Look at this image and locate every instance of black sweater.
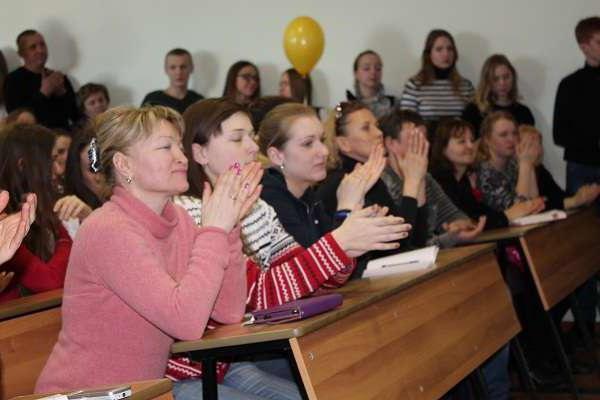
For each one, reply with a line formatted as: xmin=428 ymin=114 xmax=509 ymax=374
xmin=553 ymin=63 xmax=600 ymax=166
xmin=3 ymin=67 xmax=79 ymax=129
xmin=315 ymin=155 xmax=428 ymax=277
xmin=462 ymin=101 xmax=535 ymax=138
xmin=260 ymin=168 xmax=334 ymax=249
xmin=536 ymin=164 xmax=566 ymax=210
xmin=431 ymin=169 xmax=509 ymax=230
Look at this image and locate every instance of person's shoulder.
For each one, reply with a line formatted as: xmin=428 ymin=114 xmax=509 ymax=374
xmin=187 ymin=90 xmax=204 ymax=100
xmin=5 ymin=66 xmax=27 ymax=80
xmin=143 ymin=90 xmax=165 ymax=101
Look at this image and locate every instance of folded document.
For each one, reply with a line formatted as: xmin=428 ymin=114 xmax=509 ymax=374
xmin=510 ymin=209 xmax=567 ymax=226
xmin=363 ymin=246 xmax=439 ymax=278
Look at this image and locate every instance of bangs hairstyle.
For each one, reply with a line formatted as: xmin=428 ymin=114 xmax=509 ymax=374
xmin=183 ymin=98 xmax=251 ymax=197
xmin=257 ymin=103 xmax=317 ymax=156
xmin=415 ymin=29 xmax=464 ymax=95
xmin=430 ymin=118 xmax=475 ymax=174
xmin=93 ymin=105 xmax=184 ymax=186
xmin=0 ymin=123 xmax=59 ymax=261
xmin=477 ymin=110 xmax=517 ymax=162
xmin=475 ymin=54 xmax=519 ymax=113
xmin=77 ymin=83 xmax=110 ymax=113
xmin=322 ymin=101 xmax=367 ymax=169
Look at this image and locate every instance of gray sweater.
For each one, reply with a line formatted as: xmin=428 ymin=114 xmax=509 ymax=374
xmin=381 ymin=168 xmax=468 ymax=248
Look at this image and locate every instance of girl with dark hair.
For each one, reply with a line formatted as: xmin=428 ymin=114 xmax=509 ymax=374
xmin=222 ymin=61 xmax=261 ymax=105
xmin=279 ymin=68 xmax=312 ymax=105
xmin=462 ymin=54 xmax=534 ymax=136
xmin=64 ymin=130 xmax=110 ymax=211
xmin=400 ymin=30 xmax=474 ymax=136
xmin=0 ymin=123 xmax=72 ymax=302
xmin=76 ymin=83 xmax=110 ymax=126
xmin=346 ymin=50 xmax=397 ymax=118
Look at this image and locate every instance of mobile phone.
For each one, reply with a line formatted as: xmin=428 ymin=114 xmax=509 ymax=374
xmin=67 ymin=385 xmax=132 ymax=400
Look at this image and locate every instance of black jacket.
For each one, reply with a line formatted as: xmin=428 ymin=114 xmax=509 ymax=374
xmin=260 ymin=168 xmax=334 ymax=249
xmin=553 ymin=64 xmax=600 ymax=166
xmin=316 ymin=155 xmax=428 ymax=278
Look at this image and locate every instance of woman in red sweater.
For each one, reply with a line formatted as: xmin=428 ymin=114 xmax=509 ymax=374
xmin=0 ymin=124 xmax=72 ymax=302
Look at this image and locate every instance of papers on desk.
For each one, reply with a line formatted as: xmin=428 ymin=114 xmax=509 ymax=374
xmin=363 ymin=246 xmax=439 ymax=278
xmin=510 ymin=209 xmax=567 ymax=226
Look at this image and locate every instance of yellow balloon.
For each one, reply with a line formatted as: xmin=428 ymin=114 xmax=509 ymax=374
xmin=283 ymin=16 xmax=325 ymax=77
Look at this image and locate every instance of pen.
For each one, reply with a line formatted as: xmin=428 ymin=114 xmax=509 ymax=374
xmin=381 ymin=260 xmax=419 ymax=268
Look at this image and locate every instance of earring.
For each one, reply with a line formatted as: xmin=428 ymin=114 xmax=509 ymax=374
xmin=279 ymin=163 xmax=285 ymax=171
xmin=126 ymin=176 xmax=133 ymax=184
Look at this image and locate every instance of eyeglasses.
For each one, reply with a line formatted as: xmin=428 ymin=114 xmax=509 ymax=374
xmin=237 ymin=73 xmax=259 ymax=82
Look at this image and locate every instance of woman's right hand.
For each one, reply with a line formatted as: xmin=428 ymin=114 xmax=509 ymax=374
xmin=396 ymin=130 xmax=429 ymax=199
xmin=201 ymin=162 xmax=263 ymax=232
xmin=331 ymin=205 xmax=412 ymax=258
xmin=336 ymin=144 xmax=386 ymax=210
xmin=516 ymin=134 xmax=541 ymax=167
xmin=504 ymin=197 xmax=546 ymax=221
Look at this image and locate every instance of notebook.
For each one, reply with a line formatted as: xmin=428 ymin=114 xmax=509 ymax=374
xmin=363 ymin=246 xmax=439 ymax=278
xmin=510 ymin=209 xmax=567 ymax=226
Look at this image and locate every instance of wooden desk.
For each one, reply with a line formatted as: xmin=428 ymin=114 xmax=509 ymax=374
xmin=469 ymin=207 xmax=600 ymax=310
xmin=173 ymin=244 xmax=520 ymax=400
xmin=0 ymin=289 xmax=63 ymax=322
xmin=10 ymin=379 xmax=174 ymax=400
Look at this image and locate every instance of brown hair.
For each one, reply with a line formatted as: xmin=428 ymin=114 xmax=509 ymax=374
xmin=182 ymin=98 xmax=251 ymax=197
xmin=93 ymin=105 xmax=184 ymax=185
xmin=257 ymin=103 xmax=317 ymax=156
xmin=248 ymin=96 xmax=295 ymax=131
xmin=16 ymin=29 xmax=39 ymax=53
xmin=0 ymin=123 xmax=60 ymax=260
xmin=222 ymin=60 xmax=261 ymax=102
xmin=477 ymin=111 xmax=517 ymax=162
xmin=378 ymin=109 xmax=425 ymax=141
xmin=575 ymin=16 xmax=600 ymax=44
xmin=430 ymin=118 xmax=476 ymax=174
xmin=283 ymin=68 xmax=312 ymax=105
xmin=77 ymin=83 xmax=110 ymax=113
xmin=414 ymin=29 xmax=464 ymax=95
xmin=474 ymin=54 xmax=520 ymax=113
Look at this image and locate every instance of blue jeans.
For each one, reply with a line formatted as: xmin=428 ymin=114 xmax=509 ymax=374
xmin=566 ymin=161 xmax=600 ymax=195
xmin=172 ymin=361 xmax=302 ymax=400
xmin=482 ymin=345 xmax=510 ymax=400
xmin=566 ymin=161 xmax=600 ymax=323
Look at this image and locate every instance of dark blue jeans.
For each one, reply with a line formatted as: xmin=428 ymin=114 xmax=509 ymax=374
xmin=566 ymin=162 xmax=600 ymax=323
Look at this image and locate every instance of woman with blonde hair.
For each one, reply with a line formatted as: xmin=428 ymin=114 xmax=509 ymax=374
xmin=35 ymin=105 xmax=260 ymax=399
xmin=462 ymin=54 xmax=534 ymax=136
xmin=476 ymin=111 xmax=541 ymax=212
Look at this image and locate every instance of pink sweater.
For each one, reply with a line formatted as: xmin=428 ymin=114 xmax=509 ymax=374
xmin=35 ymin=187 xmax=246 ymax=392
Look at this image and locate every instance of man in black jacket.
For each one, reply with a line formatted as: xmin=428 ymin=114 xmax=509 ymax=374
xmin=553 ymin=16 xmax=600 ymax=196
xmin=3 ymin=30 xmax=78 ymax=129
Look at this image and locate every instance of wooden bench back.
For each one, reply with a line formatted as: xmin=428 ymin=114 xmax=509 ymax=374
xmin=0 ymin=307 xmax=61 ymax=400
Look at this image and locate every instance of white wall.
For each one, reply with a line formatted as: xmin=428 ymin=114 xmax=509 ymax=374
xmin=1 ymin=0 xmax=597 ymax=186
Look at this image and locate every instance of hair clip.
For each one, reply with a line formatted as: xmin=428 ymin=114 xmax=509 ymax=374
xmin=334 ymin=103 xmax=343 ymax=120
xmin=88 ymin=138 xmax=102 ymax=173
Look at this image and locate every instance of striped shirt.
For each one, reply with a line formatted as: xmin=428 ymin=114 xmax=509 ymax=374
xmin=399 ymin=77 xmax=474 ymax=121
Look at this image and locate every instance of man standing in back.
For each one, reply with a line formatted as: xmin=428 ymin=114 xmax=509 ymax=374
xmin=3 ymin=30 xmax=78 ymax=129
xmin=141 ymin=48 xmax=204 ymax=114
